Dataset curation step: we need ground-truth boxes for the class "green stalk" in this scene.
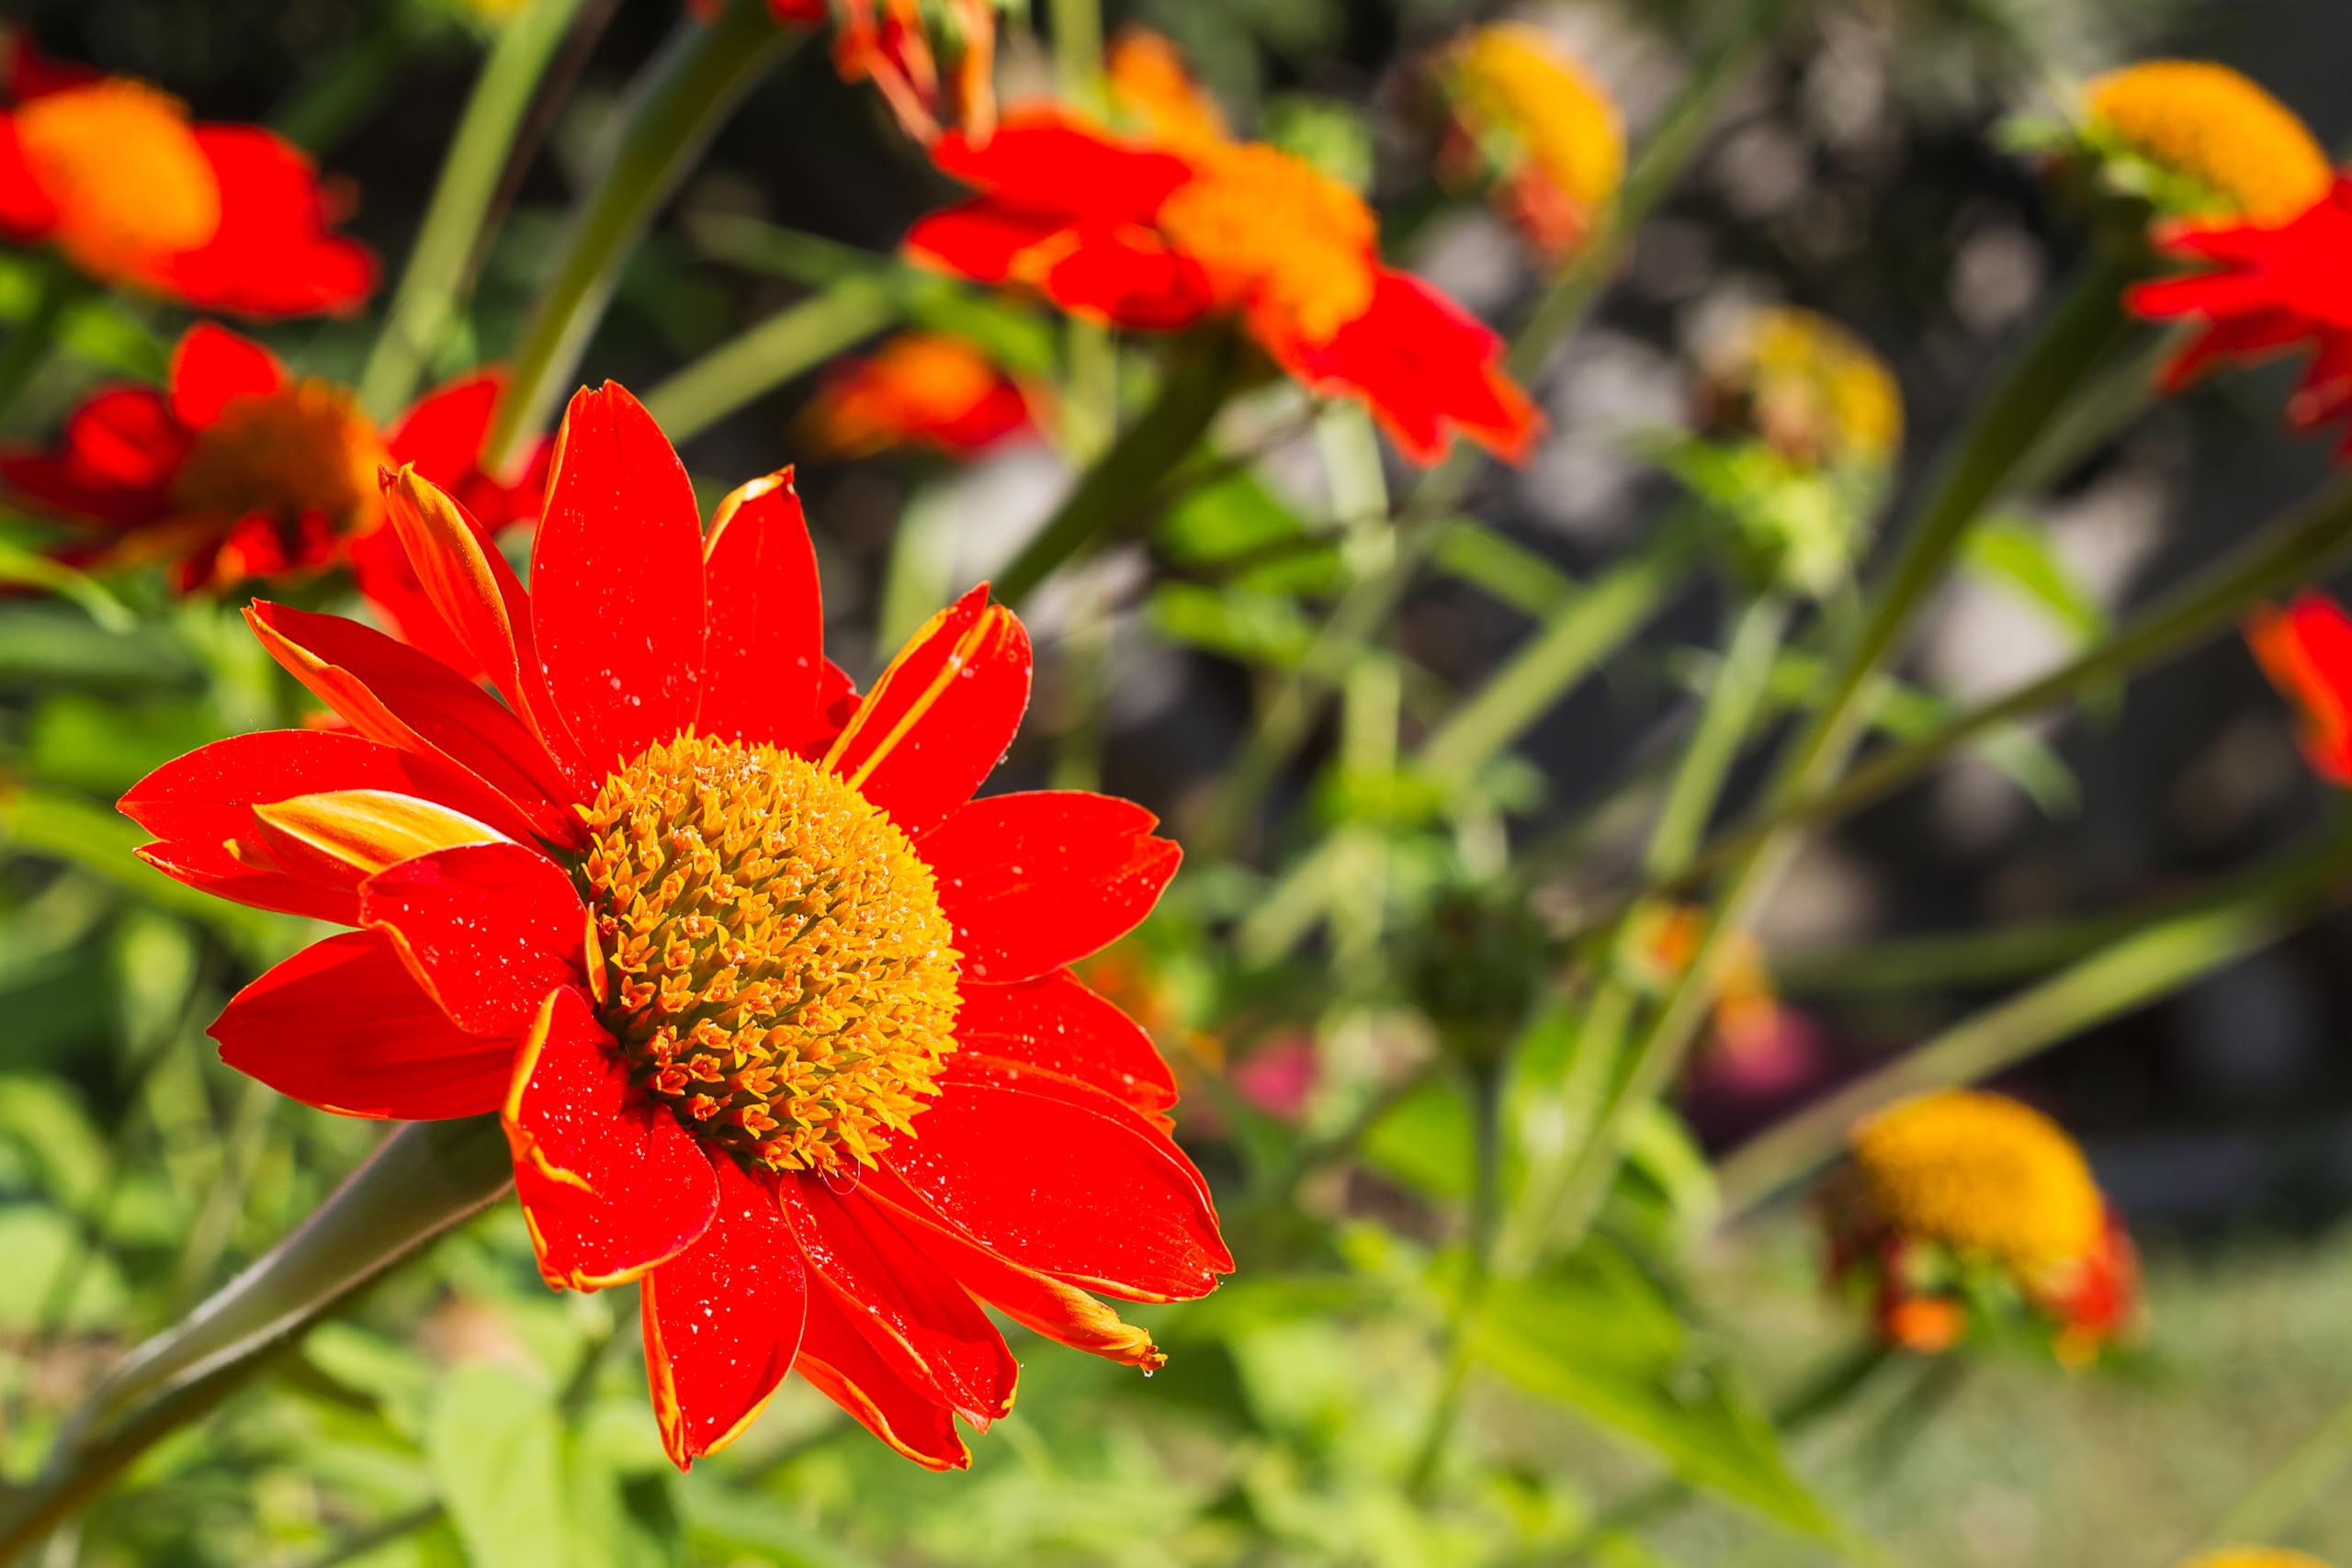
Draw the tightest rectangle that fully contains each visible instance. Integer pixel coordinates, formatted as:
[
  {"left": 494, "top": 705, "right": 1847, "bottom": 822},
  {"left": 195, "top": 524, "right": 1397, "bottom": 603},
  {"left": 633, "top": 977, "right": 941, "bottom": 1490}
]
[
  {"left": 270, "top": 7, "right": 429, "bottom": 156},
  {"left": 2195, "top": 1379, "right": 2352, "bottom": 1551},
  {"left": 359, "top": 0, "right": 596, "bottom": 419},
  {"left": 994, "top": 333, "right": 1240, "bottom": 606},
  {"left": 0, "top": 258, "right": 80, "bottom": 429},
  {"left": 487, "top": 0, "right": 795, "bottom": 463},
  {"left": 0, "top": 1120, "right": 514, "bottom": 1558},
  {"left": 1713, "top": 818, "right": 2352, "bottom": 1218},
  {"left": 638, "top": 276, "right": 899, "bottom": 443},
  {"left": 1571, "top": 471, "right": 2352, "bottom": 930},
  {"left": 1535, "top": 249, "right": 2138, "bottom": 1249}
]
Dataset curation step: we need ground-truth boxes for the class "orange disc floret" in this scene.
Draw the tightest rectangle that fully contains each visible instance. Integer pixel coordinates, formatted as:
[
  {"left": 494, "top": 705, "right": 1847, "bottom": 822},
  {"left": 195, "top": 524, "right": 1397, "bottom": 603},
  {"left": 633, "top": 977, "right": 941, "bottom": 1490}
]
[
  {"left": 1156, "top": 141, "right": 1380, "bottom": 344},
  {"left": 11, "top": 78, "right": 220, "bottom": 283},
  {"left": 2083, "top": 60, "right": 2332, "bottom": 223},
  {"left": 1848, "top": 1090, "right": 2104, "bottom": 1273},
  {"left": 1441, "top": 23, "right": 1623, "bottom": 258},
  {"left": 581, "top": 734, "right": 962, "bottom": 1176},
  {"left": 801, "top": 333, "right": 1032, "bottom": 457},
  {"left": 171, "top": 379, "right": 388, "bottom": 536}
]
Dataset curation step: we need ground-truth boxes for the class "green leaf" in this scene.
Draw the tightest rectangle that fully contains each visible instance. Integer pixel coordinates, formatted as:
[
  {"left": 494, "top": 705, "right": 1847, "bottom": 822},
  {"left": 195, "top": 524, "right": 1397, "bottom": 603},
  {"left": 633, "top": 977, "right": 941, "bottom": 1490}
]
[
  {"left": 428, "top": 1365, "right": 573, "bottom": 1568},
  {"left": 1962, "top": 514, "right": 2109, "bottom": 648},
  {"left": 1428, "top": 520, "right": 1577, "bottom": 620},
  {"left": 1149, "top": 582, "right": 1317, "bottom": 671},
  {"left": 1468, "top": 1243, "right": 1845, "bottom": 1544},
  {"left": 1359, "top": 1077, "right": 1476, "bottom": 1202}
]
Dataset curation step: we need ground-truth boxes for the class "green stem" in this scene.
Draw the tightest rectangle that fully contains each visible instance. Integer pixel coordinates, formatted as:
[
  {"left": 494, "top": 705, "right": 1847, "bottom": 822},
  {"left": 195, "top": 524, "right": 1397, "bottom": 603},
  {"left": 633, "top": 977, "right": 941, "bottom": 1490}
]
[
  {"left": 1048, "top": 0, "right": 1105, "bottom": 109},
  {"left": 2195, "top": 1377, "right": 2352, "bottom": 1551},
  {"left": 1643, "top": 592, "right": 1792, "bottom": 876},
  {"left": 1713, "top": 818, "right": 2352, "bottom": 1218},
  {"left": 993, "top": 334, "right": 1240, "bottom": 606},
  {"left": 0, "top": 1121, "right": 514, "bottom": 1559},
  {"left": 359, "top": 0, "right": 595, "bottom": 419},
  {"left": 638, "top": 276, "right": 899, "bottom": 443},
  {"left": 0, "top": 260, "right": 80, "bottom": 429},
  {"left": 270, "top": 8, "right": 428, "bottom": 156},
  {"left": 1571, "top": 470, "right": 2352, "bottom": 930},
  {"left": 1405, "top": 1065, "right": 1503, "bottom": 1502},
  {"left": 486, "top": 0, "right": 795, "bottom": 463},
  {"left": 1535, "top": 249, "right": 2138, "bottom": 1251}
]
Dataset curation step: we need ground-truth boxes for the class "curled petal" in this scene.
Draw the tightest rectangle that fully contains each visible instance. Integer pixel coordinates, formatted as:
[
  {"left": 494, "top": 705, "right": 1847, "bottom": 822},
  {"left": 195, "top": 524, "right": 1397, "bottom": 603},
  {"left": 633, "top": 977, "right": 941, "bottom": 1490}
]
[
  {"left": 248, "top": 788, "right": 508, "bottom": 897},
  {"left": 209, "top": 930, "right": 517, "bottom": 1119},
  {"left": 359, "top": 841, "right": 591, "bottom": 1037},
  {"left": 823, "top": 584, "right": 1030, "bottom": 836},
  {"left": 922, "top": 792, "right": 1180, "bottom": 983},
  {"left": 794, "top": 1269, "right": 970, "bottom": 1471},
  {"left": 641, "top": 1160, "right": 808, "bottom": 1469},
  {"left": 503, "top": 988, "right": 718, "bottom": 1291}
]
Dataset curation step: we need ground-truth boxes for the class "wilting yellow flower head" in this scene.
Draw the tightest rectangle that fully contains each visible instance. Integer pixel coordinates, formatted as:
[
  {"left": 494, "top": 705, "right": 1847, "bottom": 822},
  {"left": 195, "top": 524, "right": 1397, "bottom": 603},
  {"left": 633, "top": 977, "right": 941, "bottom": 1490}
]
[
  {"left": 2082, "top": 61, "right": 2331, "bottom": 222},
  {"left": 1704, "top": 308, "right": 1903, "bottom": 471},
  {"left": 1849, "top": 1091, "right": 2104, "bottom": 1276},
  {"left": 1441, "top": 23, "right": 1623, "bottom": 257},
  {"left": 2173, "top": 1553, "right": 2336, "bottom": 1568}
]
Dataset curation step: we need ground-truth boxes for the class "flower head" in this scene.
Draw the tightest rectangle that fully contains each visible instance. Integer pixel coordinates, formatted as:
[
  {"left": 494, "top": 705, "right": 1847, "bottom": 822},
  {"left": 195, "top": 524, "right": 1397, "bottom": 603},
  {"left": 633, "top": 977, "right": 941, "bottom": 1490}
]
[
  {"left": 2175, "top": 1553, "right": 2335, "bottom": 1568},
  {"left": 2128, "top": 179, "right": 2352, "bottom": 451},
  {"left": 2248, "top": 591, "right": 2352, "bottom": 785},
  {"left": 799, "top": 332, "right": 1032, "bottom": 457},
  {"left": 0, "top": 35, "right": 373, "bottom": 315},
  {"left": 1436, "top": 23, "right": 1623, "bottom": 261},
  {"left": 0, "top": 325, "right": 542, "bottom": 669},
  {"left": 1106, "top": 28, "right": 1227, "bottom": 149},
  {"left": 123, "top": 383, "right": 1228, "bottom": 1470},
  {"left": 908, "top": 111, "right": 1537, "bottom": 464},
  {"left": 1697, "top": 307, "right": 1902, "bottom": 472},
  {"left": 765, "top": 0, "right": 997, "bottom": 142},
  {"left": 1822, "top": 1090, "right": 2136, "bottom": 1359},
  {"left": 2079, "top": 61, "right": 2331, "bottom": 224}
]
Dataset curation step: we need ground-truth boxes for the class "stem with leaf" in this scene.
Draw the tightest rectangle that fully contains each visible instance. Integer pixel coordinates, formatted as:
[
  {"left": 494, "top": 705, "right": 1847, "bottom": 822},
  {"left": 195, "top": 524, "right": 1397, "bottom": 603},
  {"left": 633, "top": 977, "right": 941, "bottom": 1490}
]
[{"left": 486, "top": 0, "right": 795, "bottom": 464}]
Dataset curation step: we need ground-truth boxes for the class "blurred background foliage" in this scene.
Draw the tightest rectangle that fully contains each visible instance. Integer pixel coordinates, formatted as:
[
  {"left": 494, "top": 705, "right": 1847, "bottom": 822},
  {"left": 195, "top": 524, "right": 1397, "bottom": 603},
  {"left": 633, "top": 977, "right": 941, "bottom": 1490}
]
[{"left": 1, "top": 0, "right": 2351, "bottom": 1564}]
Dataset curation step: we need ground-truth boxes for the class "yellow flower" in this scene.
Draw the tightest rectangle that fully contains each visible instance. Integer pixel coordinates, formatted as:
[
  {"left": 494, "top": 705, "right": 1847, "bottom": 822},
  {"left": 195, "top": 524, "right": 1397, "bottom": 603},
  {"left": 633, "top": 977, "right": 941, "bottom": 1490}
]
[
  {"left": 1705, "top": 307, "right": 1903, "bottom": 471},
  {"left": 2082, "top": 61, "right": 2331, "bottom": 223},
  {"left": 2174, "top": 1553, "right": 2336, "bottom": 1568},
  {"left": 1442, "top": 23, "right": 1623, "bottom": 258},
  {"left": 1848, "top": 1091, "right": 2104, "bottom": 1276}
]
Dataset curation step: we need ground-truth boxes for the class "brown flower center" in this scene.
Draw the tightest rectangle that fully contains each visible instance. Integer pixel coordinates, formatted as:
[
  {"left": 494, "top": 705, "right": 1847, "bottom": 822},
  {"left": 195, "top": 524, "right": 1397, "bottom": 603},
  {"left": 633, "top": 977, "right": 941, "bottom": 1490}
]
[
  {"left": 169, "top": 380, "right": 390, "bottom": 533},
  {"left": 15, "top": 79, "right": 222, "bottom": 281},
  {"left": 577, "top": 735, "right": 962, "bottom": 1175}
]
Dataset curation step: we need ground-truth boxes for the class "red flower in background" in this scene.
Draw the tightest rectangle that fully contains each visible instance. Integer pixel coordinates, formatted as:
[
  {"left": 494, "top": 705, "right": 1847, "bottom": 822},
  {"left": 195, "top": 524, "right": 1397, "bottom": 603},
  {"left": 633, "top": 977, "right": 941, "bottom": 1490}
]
[
  {"left": 0, "top": 324, "right": 543, "bottom": 672},
  {"left": 2128, "top": 178, "right": 2352, "bottom": 449},
  {"left": 908, "top": 111, "right": 1539, "bottom": 465},
  {"left": 764, "top": 0, "right": 996, "bottom": 143},
  {"left": 121, "top": 384, "right": 1228, "bottom": 1470},
  {"left": 0, "top": 32, "right": 373, "bottom": 316},
  {"left": 799, "top": 332, "right": 1033, "bottom": 457},
  {"left": 2248, "top": 591, "right": 2352, "bottom": 784}
]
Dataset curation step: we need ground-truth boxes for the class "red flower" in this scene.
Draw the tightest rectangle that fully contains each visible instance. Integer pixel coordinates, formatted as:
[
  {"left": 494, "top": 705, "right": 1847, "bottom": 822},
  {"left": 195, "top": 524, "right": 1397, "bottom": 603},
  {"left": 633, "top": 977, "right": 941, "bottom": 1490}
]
[
  {"left": 121, "top": 384, "right": 1229, "bottom": 1470},
  {"left": 2127, "top": 176, "right": 2352, "bottom": 448},
  {"left": 907, "top": 110, "right": 1539, "bottom": 465},
  {"left": 800, "top": 332, "right": 1033, "bottom": 457},
  {"left": 2248, "top": 591, "right": 2352, "bottom": 784},
  {"left": 0, "top": 33, "right": 372, "bottom": 316},
  {"left": 0, "top": 324, "right": 542, "bottom": 673},
  {"left": 762, "top": 0, "right": 996, "bottom": 142}
]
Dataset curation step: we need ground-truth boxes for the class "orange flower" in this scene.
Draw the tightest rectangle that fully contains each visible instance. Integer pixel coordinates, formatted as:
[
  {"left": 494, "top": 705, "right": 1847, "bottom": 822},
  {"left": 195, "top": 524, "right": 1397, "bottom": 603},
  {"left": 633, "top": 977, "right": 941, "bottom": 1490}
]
[
  {"left": 1436, "top": 23, "right": 1623, "bottom": 261},
  {"left": 0, "top": 324, "right": 545, "bottom": 674},
  {"left": 908, "top": 111, "right": 1538, "bottom": 464},
  {"left": 1106, "top": 28, "right": 1227, "bottom": 149},
  {"left": 765, "top": 0, "right": 996, "bottom": 142},
  {"left": 2247, "top": 591, "right": 2352, "bottom": 784},
  {"left": 0, "top": 33, "right": 372, "bottom": 315},
  {"left": 799, "top": 333, "right": 1032, "bottom": 457},
  {"left": 1821, "top": 1090, "right": 2138, "bottom": 1359},
  {"left": 122, "top": 384, "right": 1227, "bottom": 1470}
]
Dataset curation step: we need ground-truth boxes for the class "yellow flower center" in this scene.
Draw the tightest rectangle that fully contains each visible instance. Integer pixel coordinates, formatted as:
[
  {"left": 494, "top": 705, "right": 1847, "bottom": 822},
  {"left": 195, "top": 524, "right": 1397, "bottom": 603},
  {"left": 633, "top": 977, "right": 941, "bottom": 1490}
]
[
  {"left": 2083, "top": 61, "right": 2332, "bottom": 222},
  {"left": 1849, "top": 1091, "right": 2104, "bottom": 1276},
  {"left": 14, "top": 79, "right": 223, "bottom": 282},
  {"left": 2176, "top": 1553, "right": 2336, "bottom": 1568},
  {"left": 1157, "top": 142, "right": 1378, "bottom": 344},
  {"left": 1448, "top": 24, "right": 1624, "bottom": 220},
  {"left": 169, "top": 380, "right": 390, "bottom": 532},
  {"left": 579, "top": 735, "right": 962, "bottom": 1176},
  {"left": 1713, "top": 308, "right": 1903, "bottom": 469}
]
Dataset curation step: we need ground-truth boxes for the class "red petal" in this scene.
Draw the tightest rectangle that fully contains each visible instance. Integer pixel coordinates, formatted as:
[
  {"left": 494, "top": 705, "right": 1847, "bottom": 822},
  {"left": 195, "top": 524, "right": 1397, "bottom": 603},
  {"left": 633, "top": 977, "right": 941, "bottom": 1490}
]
[
  {"left": 931, "top": 111, "right": 1192, "bottom": 222},
  {"left": 531, "top": 383, "right": 707, "bottom": 773},
  {"left": 641, "top": 1160, "right": 808, "bottom": 1468},
  {"left": 698, "top": 468, "right": 826, "bottom": 750},
  {"left": 887, "top": 1081, "right": 1227, "bottom": 1302},
  {"left": 956, "top": 971, "right": 1176, "bottom": 1112},
  {"left": 0, "top": 387, "right": 189, "bottom": 524},
  {"left": 379, "top": 467, "right": 593, "bottom": 794},
  {"left": 168, "top": 323, "right": 284, "bottom": 427},
  {"left": 0, "top": 114, "right": 59, "bottom": 239},
  {"left": 779, "top": 1179, "right": 1017, "bottom": 1427},
  {"left": 860, "top": 1164, "right": 1165, "bottom": 1369},
  {"left": 209, "top": 930, "right": 518, "bottom": 1119},
  {"left": 904, "top": 202, "right": 1076, "bottom": 286},
  {"left": 387, "top": 371, "right": 502, "bottom": 482},
  {"left": 1036, "top": 224, "right": 1216, "bottom": 332},
  {"left": 922, "top": 791, "right": 1179, "bottom": 983},
  {"left": 248, "top": 788, "right": 509, "bottom": 897},
  {"left": 793, "top": 1270, "right": 969, "bottom": 1471},
  {"left": 359, "top": 841, "right": 590, "bottom": 1037},
  {"left": 121, "top": 729, "right": 518, "bottom": 923},
  {"left": 244, "top": 601, "right": 582, "bottom": 845},
  {"left": 822, "top": 585, "right": 1030, "bottom": 836},
  {"left": 503, "top": 988, "right": 718, "bottom": 1291},
  {"left": 155, "top": 128, "right": 376, "bottom": 318},
  {"left": 939, "top": 1052, "right": 1174, "bottom": 1135}
]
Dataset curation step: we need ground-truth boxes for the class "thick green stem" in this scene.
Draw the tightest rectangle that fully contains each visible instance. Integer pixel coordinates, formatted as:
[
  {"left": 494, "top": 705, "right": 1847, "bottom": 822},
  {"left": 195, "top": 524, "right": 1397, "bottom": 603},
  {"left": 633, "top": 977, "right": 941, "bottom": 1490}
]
[
  {"left": 994, "top": 334, "right": 1239, "bottom": 606},
  {"left": 0, "top": 1120, "right": 514, "bottom": 1560},
  {"left": 1536, "top": 249, "right": 2137, "bottom": 1250},
  {"left": 487, "top": 0, "right": 793, "bottom": 463},
  {"left": 639, "top": 276, "right": 899, "bottom": 443},
  {"left": 1713, "top": 819, "right": 2352, "bottom": 1217},
  {"left": 359, "top": 0, "right": 595, "bottom": 419}
]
